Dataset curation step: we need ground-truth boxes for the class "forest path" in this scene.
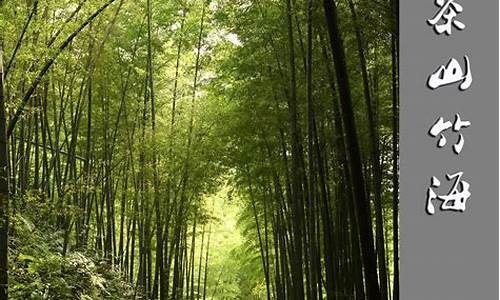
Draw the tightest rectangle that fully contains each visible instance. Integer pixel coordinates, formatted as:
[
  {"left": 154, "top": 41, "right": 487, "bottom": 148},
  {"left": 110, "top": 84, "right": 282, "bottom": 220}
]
[{"left": 195, "top": 182, "right": 247, "bottom": 299}]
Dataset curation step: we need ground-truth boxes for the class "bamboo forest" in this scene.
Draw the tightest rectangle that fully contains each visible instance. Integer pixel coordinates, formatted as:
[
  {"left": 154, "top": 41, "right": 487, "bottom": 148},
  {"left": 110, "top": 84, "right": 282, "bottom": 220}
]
[{"left": 0, "top": 0, "right": 399, "bottom": 299}]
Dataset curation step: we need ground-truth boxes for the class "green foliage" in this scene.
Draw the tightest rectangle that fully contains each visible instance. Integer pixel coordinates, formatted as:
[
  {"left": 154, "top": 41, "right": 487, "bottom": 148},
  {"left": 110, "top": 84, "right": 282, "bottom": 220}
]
[
  {"left": 1, "top": 0, "right": 398, "bottom": 298},
  {"left": 9, "top": 213, "right": 133, "bottom": 300}
]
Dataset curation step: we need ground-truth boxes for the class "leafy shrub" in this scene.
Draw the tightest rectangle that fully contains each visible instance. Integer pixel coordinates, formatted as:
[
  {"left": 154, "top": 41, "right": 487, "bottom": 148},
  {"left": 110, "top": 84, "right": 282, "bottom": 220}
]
[{"left": 9, "top": 214, "right": 133, "bottom": 300}]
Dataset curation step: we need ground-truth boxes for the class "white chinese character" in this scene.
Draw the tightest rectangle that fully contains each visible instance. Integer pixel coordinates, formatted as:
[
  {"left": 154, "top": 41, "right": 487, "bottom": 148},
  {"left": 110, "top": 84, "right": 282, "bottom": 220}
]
[
  {"left": 428, "top": 0, "right": 466, "bottom": 35},
  {"left": 429, "top": 114, "right": 470, "bottom": 154},
  {"left": 426, "top": 172, "right": 471, "bottom": 215},
  {"left": 427, "top": 56, "right": 472, "bottom": 91}
]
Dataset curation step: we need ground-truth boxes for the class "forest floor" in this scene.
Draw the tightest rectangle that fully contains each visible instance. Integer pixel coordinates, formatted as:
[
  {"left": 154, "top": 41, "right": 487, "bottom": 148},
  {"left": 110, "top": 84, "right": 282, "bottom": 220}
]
[
  {"left": 7, "top": 181, "right": 254, "bottom": 299},
  {"left": 8, "top": 211, "right": 135, "bottom": 299}
]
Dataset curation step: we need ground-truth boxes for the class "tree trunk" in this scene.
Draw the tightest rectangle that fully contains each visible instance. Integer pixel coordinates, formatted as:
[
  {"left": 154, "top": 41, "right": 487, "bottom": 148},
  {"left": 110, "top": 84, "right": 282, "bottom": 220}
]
[
  {"left": 347, "top": 1, "right": 388, "bottom": 298},
  {"left": 0, "top": 8, "right": 10, "bottom": 298},
  {"left": 305, "top": 0, "right": 319, "bottom": 298},
  {"left": 284, "top": 0, "right": 305, "bottom": 298},
  {"left": 323, "top": 0, "right": 381, "bottom": 298},
  {"left": 392, "top": 28, "right": 400, "bottom": 300}
]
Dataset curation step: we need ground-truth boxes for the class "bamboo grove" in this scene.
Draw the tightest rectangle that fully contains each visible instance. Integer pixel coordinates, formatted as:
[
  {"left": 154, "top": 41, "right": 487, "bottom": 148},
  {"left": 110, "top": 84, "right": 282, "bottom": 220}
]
[{"left": 0, "top": 0, "right": 399, "bottom": 299}]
